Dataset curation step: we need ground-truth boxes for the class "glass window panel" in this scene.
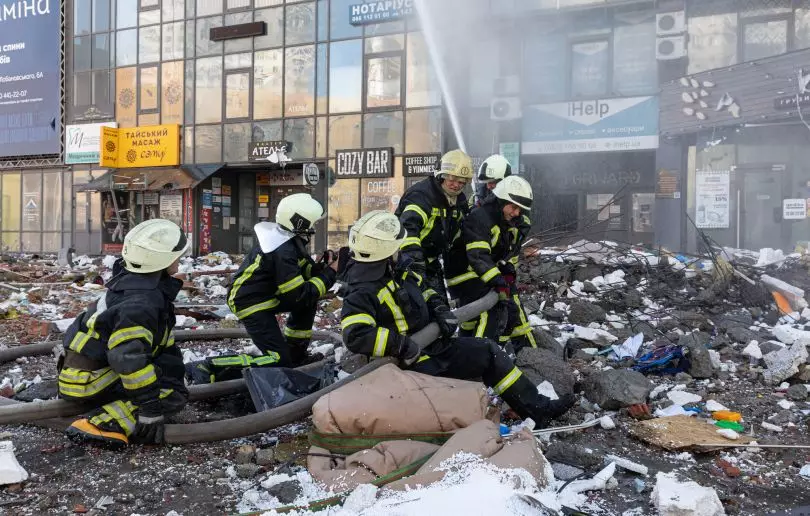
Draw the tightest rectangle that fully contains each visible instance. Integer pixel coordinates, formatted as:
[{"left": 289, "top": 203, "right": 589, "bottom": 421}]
[
  {"left": 43, "top": 233, "right": 60, "bottom": 253},
  {"left": 523, "top": 29, "right": 566, "bottom": 103},
  {"left": 225, "top": 52, "right": 252, "bottom": 69},
  {"left": 116, "top": 67, "right": 138, "bottom": 127},
  {"left": 365, "top": 35, "right": 403, "bottom": 53},
  {"left": 467, "top": 37, "right": 498, "bottom": 108},
  {"left": 224, "top": 123, "right": 250, "bottom": 162},
  {"left": 285, "top": 2, "right": 315, "bottom": 45},
  {"left": 406, "top": 32, "right": 440, "bottom": 107},
  {"left": 184, "top": 126, "right": 194, "bottom": 162},
  {"left": 163, "top": 0, "right": 184, "bottom": 21},
  {"left": 139, "top": 8, "right": 160, "bottom": 25},
  {"left": 364, "top": 111, "right": 402, "bottom": 153},
  {"left": 571, "top": 40, "right": 608, "bottom": 98},
  {"left": 2, "top": 233, "right": 21, "bottom": 252},
  {"left": 186, "top": 0, "right": 195, "bottom": 17},
  {"left": 196, "top": 57, "right": 223, "bottom": 123},
  {"left": 743, "top": 20, "right": 788, "bottom": 61},
  {"left": 22, "top": 172, "right": 41, "bottom": 232},
  {"left": 366, "top": 55, "right": 402, "bottom": 108},
  {"left": 42, "top": 172, "right": 62, "bottom": 232},
  {"left": 92, "top": 34, "right": 112, "bottom": 69},
  {"left": 227, "top": 0, "right": 250, "bottom": 10},
  {"left": 329, "top": 39, "right": 362, "bottom": 113},
  {"left": 254, "top": 0, "right": 281, "bottom": 6},
  {"left": 92, "top": 0, "right": 111, "bottom": 31},
  {"left": 186, "top": 19, "right": 195, "bottom": 57},
  {"left": 139, "top": 66, "right": 159, "bottom": 111},
  {"left": 284, "top": 117, "right": 314, "bottom": 159},
  {"left": 141, "top": 0, "right": 159, "bottom": 8},
  {"left": 252, "top": 120, "right": 282, "bottom": 141},
  {"left": 316, "top": 43, "right": 328, "bottom": 113},
  {"left": 330, "top": 0, "right": 362, "bottom": 40},
  {"left": 225, "top": 12, "right": 253, "bottom": 53},
  {"left": 254, "top": 49, "right": 283, "bottom": 118},
  {"left": 329, "top": 114, "right": 360, "bottom": 156},
  {"left": 317, "top": 0, "right": 327, "bottom": 41},
  {"left": 226, "top": 72, "right": 251, "bottom": 119},
  {"left": 197, "top": 16, "right": 224, "bottom": 56},
  {"left": 116, "top": 29, "right": 138, "bottom": 66},
  {"left": 75, "top": 0, "right": 91, "bottom": 35},
  {"left": 316, "top": 116, "right": 327, "bottom": 157},
  {"left": 1, "top": 172, "right": 21, "bottom": 231},
  {"left": 74, "top": 37, "right": 91, "bottom": 72},
  {"left": 22, "top": 233, "right": 40, "bottom": 252},
  {"left": 327, "top": 174, "right": 358, "bottom": 248},
  {"left": 195, "top": 125, "right": 222, "bottom": 163},
  {"left": 185, "top": 59, "right": 195, "bottom": 124},
  {"left": 798, "top": 7, "right": 810, "bottom": 49},
  {"left": 687, "top": 13, "right": 738, "bottom": 74},
  {"left": 739, "top": 0, "right": 791, "bottom": 18},
  {"left": 73, "top": 74, "right": 92, "bottom": 107},
  {"left": 92, "top": 70, "right": 113, "bottom": 106},
  {"left": 163, "top": 22, "right": 185, "bottom": 60},
  {"left": 254, "top": 8, "right": 283, "bottom": 49},
  {"left": 285, "top": 45, "right": 315, "bottom": 116},
  {"left": 90, "top": 192, "right": 101, "bottom": 231},
  {"left": 405, "top": 108, "right": 441, "bottom": 154},
  {"left": 613, "top": 14, "right": 657, "bottom": 95},
  {"left": 117, "top": 0, "right": 138, "bottom": 28},
  {"left": 161, "top": 61, "right": 184, "bottom": 124},
  {"left": 197, "top": 0, "right": 222, "bottom": 16},
  {"left": 62, "top": 172, "right": 72, "bottom": 231},
  {"left": 361, "top": 175, "right": 403, "bottom": 216},
  {"left": 465, "top": 108, "right": 494, "bottom": 160},
  {"left": 364, "top": 20, "right": 404, "bottom": 36},
  {"left": 139, "top": 112, "right": 160, "bottom": 125},
  {"left": 139, "top": 25, "right": 161, "bottom": 63}
]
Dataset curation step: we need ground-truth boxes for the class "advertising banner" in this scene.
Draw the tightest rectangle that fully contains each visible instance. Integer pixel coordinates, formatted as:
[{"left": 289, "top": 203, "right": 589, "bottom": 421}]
[
  {"left": 349, "top": 0, "right": 413, "bottom": 25},
  {"left": 0, "top": 0, "right": 61, "bottom": 157},
  {"left": 100, "top": 124, "right": 181, "bottom": 168},
  {"left": 522, "top": 96, "right": 659, "bottom": 155},
  {"left": 66, "top": 122, "right": 118, "bottom": 164},
  {"left": 101, "top": 191, "right": 130, "bottom": 254},
  {"left": 695, "top": 169, "right": 730, "bottom": 229}
]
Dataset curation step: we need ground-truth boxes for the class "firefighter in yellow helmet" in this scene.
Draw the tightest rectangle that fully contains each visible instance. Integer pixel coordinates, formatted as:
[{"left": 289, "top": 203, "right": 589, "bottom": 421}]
[{"left": 394, "top": 149, "right": 473, "bottom": 302}]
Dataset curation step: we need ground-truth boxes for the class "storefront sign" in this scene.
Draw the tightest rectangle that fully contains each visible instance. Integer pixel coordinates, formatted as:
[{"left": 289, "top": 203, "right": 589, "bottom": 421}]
[
  {"left": 774, "top": 93, "right": 810, "bottom": 110},
  {"left": 403, "top": 153, "right": 440, "bottom": 177},
  {"left": 656, "top": 168, "right": 680, "bottom": 199},
  {"left": 256, "top": 170, "right": 305, "bottom": 186},
  {"left": 66, "top": 122, "right": 117, "bottom": 164},
  {"left": 0, "top": 0, "right": 61, "bottom": 157},
  {"left": 336, "top": 147, "right": 394, "bottom": 178},
  {"left": 249, "top": 141, "right": 292, "bottom": 162},
  {"left": 783, "top": 199, "right": 807, "bottom": 220},
  {"left": 349, "top": 0, "right": 413, "bottom": 25},
  {"left": 303, "top": 163, "right": 320, "bottom": 186},
  {"left": 160, "top": 192, "right": 183, "bottom": 226},
  {"left": 695, "top": 169, "right": 730, "bottom": 229},
  {"left": 100, "top": 124, "right": 181, "bottom": 168},
  {"left": 522, "top": 96, "right": 659, "bottom": 155},
  {"left": 498, "top": 142, "right": 520, "bottom": 174}
]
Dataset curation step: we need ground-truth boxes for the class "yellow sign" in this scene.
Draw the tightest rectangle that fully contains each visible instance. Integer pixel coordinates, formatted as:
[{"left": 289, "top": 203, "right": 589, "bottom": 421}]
[
  {"left": 100, "top": 124, "right": 181, "bottom": 168},
  {"left": 258, "top": 195, "right": 269, "bottom": 203}
]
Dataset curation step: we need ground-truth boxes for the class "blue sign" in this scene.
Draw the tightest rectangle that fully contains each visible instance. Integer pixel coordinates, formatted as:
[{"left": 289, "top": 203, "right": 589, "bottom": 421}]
[
  {"left": 0, "top": 0, "right": 61, "bottom": 157},
  {"left": 522, "top": 96, "right": 659, "bottom": 155},
  {"left": 349, "top": 0, "right": 413, "bottom": 25}
]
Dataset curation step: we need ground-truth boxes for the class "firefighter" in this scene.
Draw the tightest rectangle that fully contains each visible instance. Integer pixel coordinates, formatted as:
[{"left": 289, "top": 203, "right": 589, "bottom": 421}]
[
  {"left": 472, "top": 154, "right": 512, "bottom": 208},
  {"left": 446, "top": 175, "right": 537, "bottom": 353},
  {"left": 59, "top": 219, "right": 190, "bottom": 447},
  {"left": 340, "top": 210, "right": 574, "bottom": 428},
  {"left": 394, "top": 149, "right": 473, "bottom": 302},
  {"left": 188, "top": 193, "right": 337, "bottom": 383}
]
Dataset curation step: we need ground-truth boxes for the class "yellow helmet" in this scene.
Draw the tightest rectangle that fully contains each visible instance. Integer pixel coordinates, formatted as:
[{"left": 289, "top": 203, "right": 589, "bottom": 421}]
[{"left": 435, "top": 149, "right": 474, "bottom": 181}]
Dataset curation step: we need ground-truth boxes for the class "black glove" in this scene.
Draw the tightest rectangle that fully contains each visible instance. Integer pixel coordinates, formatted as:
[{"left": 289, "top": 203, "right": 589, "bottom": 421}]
[
  {"left": 337, "top": 246, "right": 352, "bottom": 276},
  {"left": 497, "top": 260, "right": 516, "bottom": 277},
  {"left": 433, "top": 304, "right": 458, "bottom": 338},
  {"left": 398, "top": 338, "right": 421, "bottom": 366},
  {"left": 546, "top": 392, "right": 577, "bottom": 419},
  {"left": 132, "top": 399, "right": 165, "bottom": 445}
]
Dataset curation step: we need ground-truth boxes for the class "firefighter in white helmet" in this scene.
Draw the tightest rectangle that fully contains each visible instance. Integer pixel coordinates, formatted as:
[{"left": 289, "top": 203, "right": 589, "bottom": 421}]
[
  {"left": 60, "top": 219, "right": 190, "bottom": 447},
  {"left": 472, "top": 154, "right": 512, "bottom": 208},
  {"left": 394, "top": 149, "right": 473, "bottom": 302},
  {"left": 340, "top": 210, "right": 573, "bottom": 428}
]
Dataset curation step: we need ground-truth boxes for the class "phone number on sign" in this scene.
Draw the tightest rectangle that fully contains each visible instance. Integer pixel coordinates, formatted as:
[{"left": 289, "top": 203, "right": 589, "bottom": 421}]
[{"left": 0, "top": 90, "right": 26, "bottom": 99}]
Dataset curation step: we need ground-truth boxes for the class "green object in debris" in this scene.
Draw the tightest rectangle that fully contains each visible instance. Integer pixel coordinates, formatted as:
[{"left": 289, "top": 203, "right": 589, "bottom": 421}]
[{"left": 714, "top": 420, "right": 744, "bottom": 432}]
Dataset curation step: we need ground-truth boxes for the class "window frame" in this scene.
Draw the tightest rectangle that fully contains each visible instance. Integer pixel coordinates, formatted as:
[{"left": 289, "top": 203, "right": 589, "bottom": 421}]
[
  {"left": 567, "top": 35, "right": 613, "bottom": 100},
  {"left": 138, "top": 64, "right": 162, "bottom": 114},
  {"left": 363, "top": 49, "right": 405, "bottom": 112},
  {"left": 224, "top": 67, "right": 254, "bottom": 121},
  {"left": 739, "top": 12, "right": 794, "bottom": 62}
]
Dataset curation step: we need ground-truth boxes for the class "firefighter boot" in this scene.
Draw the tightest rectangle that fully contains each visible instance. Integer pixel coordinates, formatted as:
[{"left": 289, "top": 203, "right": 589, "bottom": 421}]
[
  {"left": 500, "top": 374, "right": 576, "bottom": 429},
  {"left": 65, "top": 418, "right": 129, "bottom": 448}
]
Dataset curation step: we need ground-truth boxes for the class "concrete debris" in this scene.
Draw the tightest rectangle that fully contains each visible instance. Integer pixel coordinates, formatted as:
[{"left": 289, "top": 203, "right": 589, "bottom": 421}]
[
  {"left": 651, "top": 472, "right": 726, "bottom": 516},
  {"left": 679, "top": 332, "right": 715, "bottom": 379},
  {"left": 0, "top": 441, "right": 28, "bottom": 485},
  {"left": 742, "top": 341, "right": 762, "bottom": 361},
  {"left": 771, "top": 324, "right": 810, "bottom": 346},
  {"left": 515, "top": 348, "right": 575, "bottom": 397},
  {"left": 604, "top": 454, "right": 648, "bottom": 476},
  {"left": 583, "top": 369, "right": 653, "bottom": 410},
  {"left": 266, "top": 479, "right": 303, "bottom": 504},
  {"left": 560, "top": 462, "right": 616, "bottom": 495},
  {"left": 762, "top": 341, "right": 809, "bottom": 385},
  {"left": 572, "top": 325, "right": 618, "bottom": 346},
  {"left": 786, "top": 384, "right": 808, "bottom": 401},
  {"left": 568, "top": 301, "right": 607, "bottom": 325},
  {"left": 760, "top": 422, "right": 783, "bottom": 433}
]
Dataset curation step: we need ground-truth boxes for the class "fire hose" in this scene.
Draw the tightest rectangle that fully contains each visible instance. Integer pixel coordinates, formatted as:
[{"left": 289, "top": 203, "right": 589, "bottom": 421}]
[{"left": 0, "top": 291, "right": 498, "bottom": 444}]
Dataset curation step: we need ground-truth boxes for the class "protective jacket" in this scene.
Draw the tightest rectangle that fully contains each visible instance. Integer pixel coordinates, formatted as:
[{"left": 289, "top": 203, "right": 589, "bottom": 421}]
[
  {"left": 58, "top": 260, "right": 185, "bottom": 406},
  {"left": 227, "top": 233, "right": 336, "bottom": 320},
  {"left": 395, "top": 176, "right": 469, "bottom": 264}
]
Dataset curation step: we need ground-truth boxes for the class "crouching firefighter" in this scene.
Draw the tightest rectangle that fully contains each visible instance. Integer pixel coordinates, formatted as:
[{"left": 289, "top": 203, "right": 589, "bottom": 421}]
[
  {"left": 394, "top": 149, "right": 473, "bottom": 302},
  {"left": 189, "top": 193, "right": 337, "bottom": 383},
  {"left": 447, "top": 175, "right": 537, "bottom": 353},
  {"left": 339, "top": 210, "right": 573, "bottom": 428},
  {"left": 58, "top": 219, "right": 190, "bottom": 447}
]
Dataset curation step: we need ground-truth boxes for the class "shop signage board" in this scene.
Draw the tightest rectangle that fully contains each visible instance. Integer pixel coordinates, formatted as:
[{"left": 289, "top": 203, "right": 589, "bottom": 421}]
[
  {"left": 100, "top": 124, "right": 181, "bottom": 168},
  {"left": 336, "top": 147, "right": 394, "bottom": 178},
  {"left": 695, "top": 169, "right": 730, "bottom": 229},
  {"left": 498, "top": 142, "right": 520, "bottom": 173},
  {"left": 256, "top": 170, "right": 306, "bottom": 186},
  {"left": 248, "top": 140, "right": 293, "bottom": 162},
  {"left": 0, "top": 0, "right": 61, "bottom": 157},
  {"left": 403, "top": 153, "right": 440, "bottom": 177},
  {"left": 783, "top": 199, "right": 807, "bottom": 220},
  {"left": 303, "top": 163, "right": 320, "bottom": 185},
  {"left": 522, "top": 96, "right": 659, "bottom": 155},
  {"left": 66, "top": 122, "right": 118, "bottom": 164},
  {"left": 349, "top": 0, "right": 413, "bottom": 25}
]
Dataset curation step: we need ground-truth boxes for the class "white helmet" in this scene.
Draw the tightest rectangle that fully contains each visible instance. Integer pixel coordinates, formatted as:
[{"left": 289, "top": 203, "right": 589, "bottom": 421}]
[
  {"left": 276, "top": 193, "right": 324, "bottom": 234},
  {"left": 493, "top": 176, "right": 533, "bottom": 210},
  {"left": 349, "top": 210, "right": 405, "bottom": 262},
  {"left": 122, "top": 219, "right": 189, "bottom": 274},
  {"left": 434, "top": 149, "right": 474, "bottom": 182},
  {"left": 478, "top": 154, "right": 512, "bottom": 183}
]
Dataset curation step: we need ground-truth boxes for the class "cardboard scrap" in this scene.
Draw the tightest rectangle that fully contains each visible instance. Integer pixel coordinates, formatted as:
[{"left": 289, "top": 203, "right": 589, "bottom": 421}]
[{"left": 629, "top": 416, "right": 753, "bottom": 453}]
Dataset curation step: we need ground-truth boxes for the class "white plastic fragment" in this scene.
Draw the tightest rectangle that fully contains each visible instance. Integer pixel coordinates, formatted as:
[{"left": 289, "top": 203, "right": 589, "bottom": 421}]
[
  {"left": 716, "top": 428, "right": 739, "bottom": 440},
  {"left": 599, "top": 416, "right": 616, "bottom": 430},
  {"left": 761, "top": 274, "right": 808, "bottom": 311},
  {"left": 799, "top": 464, "right": 810, "bottom": 478},
  {"left": 341, "top": 484, "right": 379, "bottom": 512},
  {"left": 536, "top": 381, "right": 559, "bottom": 401},
  {"left": 605, "top": 455, "right": 648, "bottom": 476},
  {"left": 667, "top": 391, "right": 702, "bottom": 405},
  {"left": 705, "top": 400, "right": 729, "bottom": 412},
  {"left": 771, "top": 324, "right": 810, "bottom": 345},
  {"left": 560, "top": 462, "right": 616, "bottom": 495},
  {"left": 651, "top": 472, "right": 726, "bottom": 516},
  {"left": 655, "top": 405, "right": 695, "bottom": 418},
  {"left": 761, "top": 422, "right": 783, "bottom": 433},
  {"left": 0, "top": 441, "right": 28, "bottom": 485},
  {"left": 778, "top": 399, "right": 795, "bottom": 410}
]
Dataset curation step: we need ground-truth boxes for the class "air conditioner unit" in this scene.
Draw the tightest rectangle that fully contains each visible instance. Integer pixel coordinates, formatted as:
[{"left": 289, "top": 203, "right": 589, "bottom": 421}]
[
  {"left": 491, "top": 97, "right": 521, "bottom": 121},
  {"left": 493, "top": 75, "right": 521, "bottom": 97},
  {"left": 656, "top": 11, "right": 686, "bottom": 36},
  {"left": 656, "top": 35, "right": 687, "bottom": 60}
]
